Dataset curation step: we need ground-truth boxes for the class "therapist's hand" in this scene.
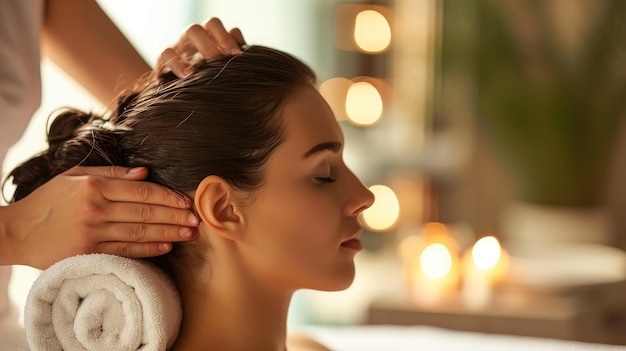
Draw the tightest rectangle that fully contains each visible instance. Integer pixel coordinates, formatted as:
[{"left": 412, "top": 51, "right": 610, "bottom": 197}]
[
  {"left": 157, "top": 17, "right": 246, "bottom": 78},
  {"left": 1, "top": 166, "right": 198, "bottom": 269}
]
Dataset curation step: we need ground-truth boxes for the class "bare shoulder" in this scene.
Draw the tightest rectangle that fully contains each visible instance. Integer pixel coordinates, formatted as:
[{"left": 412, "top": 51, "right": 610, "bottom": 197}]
[{"left": 287, "top": 332, "right": 332, "bottom": 351}]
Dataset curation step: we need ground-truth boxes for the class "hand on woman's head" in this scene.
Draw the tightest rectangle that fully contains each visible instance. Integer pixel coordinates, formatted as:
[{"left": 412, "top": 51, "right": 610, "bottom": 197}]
[
  {"left": 2, "top": 108, "right": 201, "bottom": 269},
  {"left": 2, "top": 165, "right": 198, "bottom": 269},
  {"left": 157, "top": 17, "right": 246, "bottom": 78}
]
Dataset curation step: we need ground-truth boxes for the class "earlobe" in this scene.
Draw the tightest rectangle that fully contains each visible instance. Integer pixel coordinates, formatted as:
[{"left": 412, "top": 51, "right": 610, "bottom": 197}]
[{"left": 194, "top": 176, "right": 242, "bottom": 240}]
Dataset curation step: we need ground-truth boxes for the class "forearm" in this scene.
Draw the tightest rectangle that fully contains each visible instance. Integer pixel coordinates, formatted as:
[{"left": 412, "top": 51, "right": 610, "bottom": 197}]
[
  {"left": 0, "top": 206, "right": 10, "bottom": 265},
  {"left": 0, "top": 204, "right": 25, "bottom": 266},
  {"left": 42, "top": 0, "right": 151, "bottom": 106}
]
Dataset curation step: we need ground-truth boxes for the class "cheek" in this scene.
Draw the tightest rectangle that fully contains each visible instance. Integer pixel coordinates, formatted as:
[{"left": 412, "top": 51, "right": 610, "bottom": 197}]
[
  {"left": 246, "top": 185, "right": 349, "bottom": 285},
  {"left": 266, "top": 186, "right": 340, "bottom": 247}
]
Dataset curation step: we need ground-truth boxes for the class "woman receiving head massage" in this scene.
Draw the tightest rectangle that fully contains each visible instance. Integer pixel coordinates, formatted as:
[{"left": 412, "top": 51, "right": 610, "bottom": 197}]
[{"left": 7, "top": 45, "right": 374, "bottom": 350}]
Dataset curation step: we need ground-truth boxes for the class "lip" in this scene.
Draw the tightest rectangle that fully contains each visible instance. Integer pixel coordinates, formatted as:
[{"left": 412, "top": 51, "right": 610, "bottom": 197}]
[
  {"left": 344, "top": 227, "right": 363, "bottom": 242},
  {"left": 341, "top": 227, "right": 363, "bottom": 249},
  {"left": 341, "top": 238, "right": 363, "bottom": 251}
]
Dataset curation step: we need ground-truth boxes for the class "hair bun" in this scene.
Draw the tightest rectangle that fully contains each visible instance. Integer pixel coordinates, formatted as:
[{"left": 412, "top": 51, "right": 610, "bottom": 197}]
[
  {"left": 5, "top": 153, "right": 54, "bottom": 202},
  {"left": 47, "top": 109, "right": 92, "bottom": 151}
]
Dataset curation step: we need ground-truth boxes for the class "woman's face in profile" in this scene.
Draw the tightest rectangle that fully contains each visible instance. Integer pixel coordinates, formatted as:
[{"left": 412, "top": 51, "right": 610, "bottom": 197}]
[{"left": 237, "top": 85, "right": 375, "bottom": 292}]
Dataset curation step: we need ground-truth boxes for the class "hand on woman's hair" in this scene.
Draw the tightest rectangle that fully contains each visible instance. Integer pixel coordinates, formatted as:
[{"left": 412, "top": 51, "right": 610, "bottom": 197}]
[
  {"left": 2, "top": 165, "right": 198, "bottom": 270},
  {"left": 157, "top": 17, "right": 246, "bottom": 78}
]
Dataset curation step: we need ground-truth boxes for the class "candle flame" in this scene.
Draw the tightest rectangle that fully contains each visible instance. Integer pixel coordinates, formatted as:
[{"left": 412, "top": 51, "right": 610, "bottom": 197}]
[
  {"left": 420, "top": 243, "right": 452, "bottom": 280},
  {"left": 472, "top": 236, "right": 501, "bottom": 270}
]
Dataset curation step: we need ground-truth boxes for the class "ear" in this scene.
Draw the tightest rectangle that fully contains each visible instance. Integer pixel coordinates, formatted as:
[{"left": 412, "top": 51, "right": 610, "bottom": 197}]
[{"left": 194, "top": 175, "right": 243, "bottom": 240}]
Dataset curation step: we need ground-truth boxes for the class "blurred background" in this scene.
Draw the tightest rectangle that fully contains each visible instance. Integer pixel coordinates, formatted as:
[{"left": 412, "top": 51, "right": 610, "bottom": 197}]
[{"left": 5, "top": 0, "right": 626, "bottom": 345}]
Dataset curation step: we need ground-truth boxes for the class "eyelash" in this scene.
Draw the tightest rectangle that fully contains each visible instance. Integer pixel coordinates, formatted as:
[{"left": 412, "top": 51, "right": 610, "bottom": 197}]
[{"left": 314, "top": 177, "right": 336, "bottom": 184}]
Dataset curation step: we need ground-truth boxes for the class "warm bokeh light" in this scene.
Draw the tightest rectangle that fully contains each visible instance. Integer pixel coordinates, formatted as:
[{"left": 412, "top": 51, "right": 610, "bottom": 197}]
[
  {"left": 390, "top": 177, "right": 424, "bottom": 226},
  {"left": 472, "top": 236, "right": 502, "bottom": 270},
  {"left": 345, "top": 82, "right": 383, "bottom": 126},
  {"left": 462, "top": 236, "right": 507, "bottom": 309},
  {"left": 354, "top": 10, "right": 391, "bottom": 53},
  {"left": 420, "top": 243, "right": 453, "bottom": 280},
  {"left": 362, "top": 184, "right": 400, "bottom": 231},
  {"left": 319, "top": 77, "right": 352, "bottom": 121},
  {"left": 398, "top": 234, "right": 425, "bottom": 263},
  {"left": 422, "top": 222, "right": 449, "bottom": 240}
]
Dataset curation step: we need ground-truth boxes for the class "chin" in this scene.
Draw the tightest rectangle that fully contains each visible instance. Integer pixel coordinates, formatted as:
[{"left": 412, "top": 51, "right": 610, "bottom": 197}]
[{"left": 313, "top": 263, "right": 356, "bottom": 292}]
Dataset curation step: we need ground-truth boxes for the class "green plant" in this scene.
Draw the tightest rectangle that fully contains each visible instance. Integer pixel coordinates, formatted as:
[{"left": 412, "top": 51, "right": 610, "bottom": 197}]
[{"left": 476, "top": 0, "right": 626, "bottom": 206}]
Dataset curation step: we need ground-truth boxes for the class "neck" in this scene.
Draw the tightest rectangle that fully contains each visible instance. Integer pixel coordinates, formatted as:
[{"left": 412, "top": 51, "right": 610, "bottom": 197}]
[{"left": 170, "top": 252, "right": 293, "bottom": 351}]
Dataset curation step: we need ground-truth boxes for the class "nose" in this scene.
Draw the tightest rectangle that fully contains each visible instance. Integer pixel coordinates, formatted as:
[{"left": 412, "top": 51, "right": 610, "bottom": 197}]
[{"left": 345, "top": 170, "right": 375, "bottom": 217}]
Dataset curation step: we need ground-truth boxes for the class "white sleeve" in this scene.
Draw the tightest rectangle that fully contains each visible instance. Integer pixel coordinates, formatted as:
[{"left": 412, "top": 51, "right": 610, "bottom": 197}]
[
  {"left": 0, "top": 0, "right": 45, "bottom": 333},
  {"left": 0, "top": 0, "right": 44, "bottom": 163}
]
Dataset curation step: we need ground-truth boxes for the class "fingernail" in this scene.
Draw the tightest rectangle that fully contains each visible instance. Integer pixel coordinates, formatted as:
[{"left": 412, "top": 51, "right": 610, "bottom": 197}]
[
  {"left": 188, "top": 213, "right": 199, "bottom": 226},
  {"left": 179, "top": 227, "right": 196, "bottom": 239},
  {"left": 128, "top": 167, "right": 144, "bottom": 175},
  {"left": 231, "top": 48, "right": 242, "bottom": 55},
  {"left": 158, "top": 243, "right": 171, "bottom": 252}
]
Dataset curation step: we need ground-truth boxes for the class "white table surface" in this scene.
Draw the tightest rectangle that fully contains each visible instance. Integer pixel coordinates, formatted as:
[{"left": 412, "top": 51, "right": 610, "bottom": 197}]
[{"left": 298, "top": 325, "right": 626, "bottom": 351}]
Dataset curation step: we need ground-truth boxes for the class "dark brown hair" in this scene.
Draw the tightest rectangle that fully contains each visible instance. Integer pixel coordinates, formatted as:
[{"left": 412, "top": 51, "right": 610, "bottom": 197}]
[
  {"left": 5, "top": 45, "right": 316, "bottom": 271},
  {"left": 8, "top": 45, "right": 315, "bottom": 201}
]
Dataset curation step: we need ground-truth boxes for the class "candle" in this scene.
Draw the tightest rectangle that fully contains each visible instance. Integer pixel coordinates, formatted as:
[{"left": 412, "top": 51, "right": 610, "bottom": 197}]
[
  {"left": 461, "top": 236, "right": 509, "bottom": 309},
  {"left": 398, "top": 222, "right": 459, "bottom": 305},
  {"left": 399, "top": 222, "right": 461, "bottom": 307},
  {"left": 413, "top": 242, "right": 459, "bottom": 306}
]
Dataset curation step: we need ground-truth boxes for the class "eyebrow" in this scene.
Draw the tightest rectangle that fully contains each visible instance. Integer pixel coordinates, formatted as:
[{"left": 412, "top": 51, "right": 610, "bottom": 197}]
[{"left": 302, "top": 141, "right": 342, "bottom": 159}]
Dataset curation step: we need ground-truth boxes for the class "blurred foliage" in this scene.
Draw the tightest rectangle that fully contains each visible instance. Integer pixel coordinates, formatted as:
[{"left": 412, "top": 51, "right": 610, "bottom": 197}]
[{"left": 447, "top": 0, "right": 626, "bottom": 206}]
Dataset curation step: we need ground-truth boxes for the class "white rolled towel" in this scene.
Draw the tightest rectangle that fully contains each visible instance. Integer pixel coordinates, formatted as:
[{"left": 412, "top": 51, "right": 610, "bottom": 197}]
[{"left": 24, "top": 254, "right": 181, "bottom": 351}]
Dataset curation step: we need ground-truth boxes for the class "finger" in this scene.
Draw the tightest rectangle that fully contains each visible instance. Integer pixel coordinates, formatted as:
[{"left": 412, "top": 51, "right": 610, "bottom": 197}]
[
  {"left": 172, "top": 32, "right": 195, "bottom": 60},
  {"left": 185, "top": 23, "right": 222, "bottom": 58},
  {"left": 100, "top": 178, "right": 192, "bottom": 209},
  {"left": 104, "top": 222, "right": 197, "bottom": 243},
  {"left": 204, "top": 18, "right": 242, "bottom": 55},
  {"left": 157, "top": 47, "right": 190, "bottom": 78},
  {"left": 229, "top": 28, "right": 246, "bottom": 46},
  {"left": 64, "top": 165, "right": 149, "bottom": 180},
  {"left": 95, "top": 241, "right": 174, "bottom": 259},
  {"left": 104, "top": 201, "right": 198, "bottom": 227}
]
